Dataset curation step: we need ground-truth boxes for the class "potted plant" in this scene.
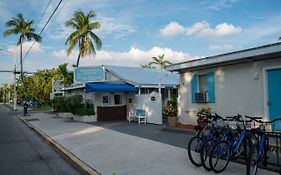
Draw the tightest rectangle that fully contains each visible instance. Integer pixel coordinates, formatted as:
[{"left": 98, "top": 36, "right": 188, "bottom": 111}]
[
  {"left": 163, "top": 98, "right": 178, "bottom": 126},
  {"left": 196, "top": 106, "right": 211, "bottom": 126}
]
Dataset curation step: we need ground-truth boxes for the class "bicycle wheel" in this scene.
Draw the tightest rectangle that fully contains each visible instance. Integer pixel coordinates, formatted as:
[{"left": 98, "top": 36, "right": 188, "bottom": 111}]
[
  {"left": 200, "top": 139, "right": 215, "bottom": 171},
  {"left": 209, "top": 141, "right": 230, "bottom": 173},
  {"left": 188, "top": 136, "right": 204, "bottom": 167},
  {"left": 247, "top": 143, "right": 259, "bottom": 175}
]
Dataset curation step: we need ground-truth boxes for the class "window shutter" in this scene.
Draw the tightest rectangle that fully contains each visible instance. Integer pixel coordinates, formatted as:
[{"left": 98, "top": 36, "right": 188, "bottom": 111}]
[
  {"left": 191, "top": 75, "right": 198, "bottom": 103},
  {"left": 207, "top": 72, "right": 215, "bottom": 103}
]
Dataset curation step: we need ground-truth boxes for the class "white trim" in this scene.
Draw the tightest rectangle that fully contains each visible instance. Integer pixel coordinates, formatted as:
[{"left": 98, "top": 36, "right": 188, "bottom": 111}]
[{"left": 262, "top": 65, "right": 281, "bottom": 121}]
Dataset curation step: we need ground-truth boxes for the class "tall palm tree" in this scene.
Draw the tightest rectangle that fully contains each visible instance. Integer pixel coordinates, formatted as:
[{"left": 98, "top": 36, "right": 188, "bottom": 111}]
[
  {"left": 65, "top": 10, "right": 102, "bottom": 67},
  {"left": 149, "top": 54, "right": 172, "bottom": 69},
  {"left": 3, "top": 13, "right": 42, "bottom": 92},
  {"left": 140, "top": 63, "right": 152, "bottom": 69}
]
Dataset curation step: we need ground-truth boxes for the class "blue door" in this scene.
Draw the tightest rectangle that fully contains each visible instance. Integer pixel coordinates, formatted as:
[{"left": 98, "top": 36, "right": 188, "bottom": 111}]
[{"left": 267, "top": 69, "right": 281, "bottom": 131}]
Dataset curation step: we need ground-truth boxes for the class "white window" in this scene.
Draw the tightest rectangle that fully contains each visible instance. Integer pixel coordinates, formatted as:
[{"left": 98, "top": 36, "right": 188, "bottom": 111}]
[
  {"left": 114, "top": 95, "right": 122, "bottom": 105},
  {"left": 102, "top": 96, "right": 109, "bottom": 104},
  {"left": 198, "top": 74, "right": 208, "bottom": 93}
]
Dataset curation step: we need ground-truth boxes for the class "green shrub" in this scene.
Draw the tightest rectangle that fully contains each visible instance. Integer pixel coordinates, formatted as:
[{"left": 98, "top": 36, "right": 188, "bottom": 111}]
[
  {"left": 163, "top": 97, "right": 177, "bottom": 117},
  {"left": 71, "top": 105, "right": 95, "bottom": 116},
  {"left": 52, "top": 95, "right": 92, "bottom": 115}
]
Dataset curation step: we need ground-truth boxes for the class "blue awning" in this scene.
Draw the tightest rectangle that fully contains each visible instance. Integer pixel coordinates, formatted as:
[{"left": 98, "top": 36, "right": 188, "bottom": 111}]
[{"left": 85, "top": 83, "right": 138, "bottom": 93}]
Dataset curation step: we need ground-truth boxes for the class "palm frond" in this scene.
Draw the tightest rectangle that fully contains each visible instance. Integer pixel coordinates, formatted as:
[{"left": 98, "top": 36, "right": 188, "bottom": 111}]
[
  {"left": 89, "top": 31, "right": 102, "bottom": 50},
  {"left": 89, "top": 22, "right": 100, "bottom": 30},
  {"left": 25, "top": 32, "right": 42, "bottom": 42},
  {"left": 66, "top": 37, "right": 79, "bottom": 56},
  {"left": 3, "top": 29, "right": 18, "bottom": 36}
]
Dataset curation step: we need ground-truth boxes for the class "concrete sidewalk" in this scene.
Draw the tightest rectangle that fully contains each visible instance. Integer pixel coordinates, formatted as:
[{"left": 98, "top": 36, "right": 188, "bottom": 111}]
[{"left": 20, "top": 112, "right": 278, "bottom": 175}]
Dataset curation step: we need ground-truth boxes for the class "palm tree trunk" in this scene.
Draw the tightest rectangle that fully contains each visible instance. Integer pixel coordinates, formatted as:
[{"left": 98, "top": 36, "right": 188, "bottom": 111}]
[
  {"left": 20, "top": 36, "right": 29, "bottom": 100},
  {"left": 76, "top": 51, "right": 81, "bottom": 67}
]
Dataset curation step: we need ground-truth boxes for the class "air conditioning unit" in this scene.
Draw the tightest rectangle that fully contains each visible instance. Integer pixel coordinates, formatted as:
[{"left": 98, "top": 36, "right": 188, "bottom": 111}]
[{"left": 195, "top": 92, "right": 207, "bottom": 103}]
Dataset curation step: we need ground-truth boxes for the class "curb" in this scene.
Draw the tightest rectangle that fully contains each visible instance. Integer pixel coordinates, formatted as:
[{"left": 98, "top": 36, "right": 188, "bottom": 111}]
[
  {"left": 162, "top": 126, "right": 196, "bottom": 135},
  {"left": 17, "top": 115, "right": 100, "bottom": 175}
]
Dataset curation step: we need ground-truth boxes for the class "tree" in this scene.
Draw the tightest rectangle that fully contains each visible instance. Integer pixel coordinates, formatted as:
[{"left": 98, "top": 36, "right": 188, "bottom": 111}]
[
  {"left": 150, "top": 54, "right": 172, "bottom": 69},
  {"left": 140, "top": 63, "right": 152, "bottom": 69},
  {"left": 149, "top": 54, "right": 172, "bottom": 69},
  {"left": 3, "top": 13, "right": 42, "bottom": 95},
  {"left": 57, "top": 63, "right": 73, "bottom": 86},
  {"left": 65, "top": 10, "right": 102, "bottom": 67}
]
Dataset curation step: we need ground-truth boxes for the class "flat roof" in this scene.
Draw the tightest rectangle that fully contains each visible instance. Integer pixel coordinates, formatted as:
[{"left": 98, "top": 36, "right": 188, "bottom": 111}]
[{"left": 167, "top": 42, "right": 281, "bottom": 72}]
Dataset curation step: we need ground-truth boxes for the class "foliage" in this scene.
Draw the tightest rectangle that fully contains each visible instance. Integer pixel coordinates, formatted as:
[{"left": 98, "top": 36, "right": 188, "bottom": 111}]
[
  {"left": 3, "top": 13, "right": 41, "bottom": 98},
  {"left": 52, "top": 95, "right": 95, "bottom": 116},
  {"left": 71, "top": 104, "right": 95, "bottom": 116},
  {"left": 57, "top": 63, "right": 73, "bottom": 86},
  {"left": 0, "top": 63, "right": 73, "bottom": 104},
  {"left": 197, "top": 106, "right": 212, "bottom": 121},
  {"left": 140, "top": 54, "right": 172, "bottom": 69},
  {"left": 163, "top": 97, "right": 177, "bottom": 117},
  {"left": 140, "top": 63, "right": 152, "bottom": 68},
  {"left": 65, "top": 10, "right": 102, "bottom": 67},
  {"left": 149, "top": 54, "right": 172, "bottom": 69}
]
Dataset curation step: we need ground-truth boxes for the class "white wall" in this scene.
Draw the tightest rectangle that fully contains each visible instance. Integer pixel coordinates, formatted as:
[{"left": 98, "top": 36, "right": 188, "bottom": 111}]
[
  {"left": 129, "top": 92, "right": 163, "bottom": 124},
  {"left": 178, "top": 58, "right": 281, "bottom": 125}
]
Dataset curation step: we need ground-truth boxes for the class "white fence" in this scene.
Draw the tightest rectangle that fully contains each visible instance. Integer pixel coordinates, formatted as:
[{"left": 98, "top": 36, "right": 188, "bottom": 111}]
[{"left": 132, "top": 91, "right": 163, "bottom": 125}]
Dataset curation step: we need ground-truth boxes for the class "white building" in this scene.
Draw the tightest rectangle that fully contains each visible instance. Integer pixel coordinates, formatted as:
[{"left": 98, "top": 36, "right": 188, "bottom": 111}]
[
  {"left": 63, "top": 65, "right": 179, "bottom": 124},
  {"left": 167, "top": 42, "right": 281, "bottom": 131}
]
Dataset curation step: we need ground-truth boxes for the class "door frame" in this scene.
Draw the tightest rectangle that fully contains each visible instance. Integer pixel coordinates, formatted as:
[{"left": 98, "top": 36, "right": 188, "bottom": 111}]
[{"left": 263, "top": 65, "right": 281, "bottom": 121}]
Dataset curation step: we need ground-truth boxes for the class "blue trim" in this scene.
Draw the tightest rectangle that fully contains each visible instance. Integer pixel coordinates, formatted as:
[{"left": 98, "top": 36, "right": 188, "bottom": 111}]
[
  {"left": 207, "top": 72, "right": 215, "bottom": 103},
  {"left": 191, "top": 75, "right": 198, "bottom": 103},
  {"left": 85, "top": 83, "right": 138, "bottom": 93}
]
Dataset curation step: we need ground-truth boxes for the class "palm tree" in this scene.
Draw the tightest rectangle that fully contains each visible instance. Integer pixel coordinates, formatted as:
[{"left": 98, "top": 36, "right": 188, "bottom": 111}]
[
  {"left": 3, "top": 13, "right": 42, "bottom": 92},
  {"left": 149, "top": 54, "right": 172, "bottom": 69},
  {"left": 65, "top": 10, "right": 102, "bottom": 67},
  {"left": 140, "top": 63, "right": 152, "bottom": 68}
]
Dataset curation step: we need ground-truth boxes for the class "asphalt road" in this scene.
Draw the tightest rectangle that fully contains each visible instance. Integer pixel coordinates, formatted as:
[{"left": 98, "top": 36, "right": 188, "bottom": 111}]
[{"left": 0, "top": 104, "right": 81, "bottom": 175}]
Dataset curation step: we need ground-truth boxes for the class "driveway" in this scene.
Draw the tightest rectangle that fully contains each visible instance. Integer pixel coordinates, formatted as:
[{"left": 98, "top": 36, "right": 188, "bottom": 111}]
[{"left": 23, "top": 112, "right": 277, "bottom": 175}]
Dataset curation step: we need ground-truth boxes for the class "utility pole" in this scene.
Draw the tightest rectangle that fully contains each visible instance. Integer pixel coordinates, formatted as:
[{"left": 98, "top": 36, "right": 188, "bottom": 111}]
[
  {"left": 0, "top": 48, "right": 17, "bottom": 110},
  {"left": 13, "top": 52, "right": 17, "bottom": 111}
]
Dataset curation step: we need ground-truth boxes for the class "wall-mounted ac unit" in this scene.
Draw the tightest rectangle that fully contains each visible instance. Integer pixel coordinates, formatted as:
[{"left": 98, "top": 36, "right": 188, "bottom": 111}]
[{"left": 195, "top": 92, "right": 207, "bottom": 103}]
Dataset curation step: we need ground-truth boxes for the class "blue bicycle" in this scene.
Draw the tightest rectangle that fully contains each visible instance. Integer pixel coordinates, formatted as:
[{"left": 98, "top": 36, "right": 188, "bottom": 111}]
[
  {"left": 209, "top": 116, "right": 262, "bottom": 173},
  {"left": 187, "top": 113, "right": 225, "bottom": 167},
  {"left": 247, "top": 117, "right": 281, "bottom": 175}
]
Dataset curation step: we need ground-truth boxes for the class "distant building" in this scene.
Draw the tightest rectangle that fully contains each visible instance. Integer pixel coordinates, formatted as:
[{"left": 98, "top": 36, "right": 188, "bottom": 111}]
[
  {"left": 63, "top": 65, "right": 179, "bottom": 124},
  {"left": 167, "top": 42, "right": 281, "bottom": 131}
]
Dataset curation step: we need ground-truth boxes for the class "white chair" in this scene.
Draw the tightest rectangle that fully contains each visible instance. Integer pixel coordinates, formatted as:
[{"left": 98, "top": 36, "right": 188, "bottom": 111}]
[{"left": 128, "top": 109, "right": 146, "bottom": 124}]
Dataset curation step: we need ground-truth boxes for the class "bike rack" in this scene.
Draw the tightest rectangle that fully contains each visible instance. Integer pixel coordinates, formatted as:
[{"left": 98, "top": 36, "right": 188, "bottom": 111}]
[{"left": 264, "top": 131, "right": 281, "bottom": 174}]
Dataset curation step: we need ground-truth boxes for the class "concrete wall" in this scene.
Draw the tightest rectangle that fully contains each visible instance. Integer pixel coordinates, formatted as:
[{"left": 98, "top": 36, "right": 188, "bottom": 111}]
[{"left": 178, "top": 58, "right": 281, "bottom": 125}]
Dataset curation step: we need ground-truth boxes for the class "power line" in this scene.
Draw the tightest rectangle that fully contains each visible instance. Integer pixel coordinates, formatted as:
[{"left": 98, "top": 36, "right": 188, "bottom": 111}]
[
  {"left": 35, "top": 0, "right": 52, "bottom": 30},
  {"left": 21, "top": 0, "right": 63, "bottom": 64}
]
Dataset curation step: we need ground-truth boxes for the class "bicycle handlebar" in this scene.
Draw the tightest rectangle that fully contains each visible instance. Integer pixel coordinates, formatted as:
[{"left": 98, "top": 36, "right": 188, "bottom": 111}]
[{"left": 253, "top": 117, "right": 281, "bottom": 124}]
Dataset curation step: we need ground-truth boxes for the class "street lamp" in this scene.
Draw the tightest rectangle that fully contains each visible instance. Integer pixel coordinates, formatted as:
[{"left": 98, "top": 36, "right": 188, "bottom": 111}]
[{"left": 0, "top": 48, "right": 17, "bottom": 111}]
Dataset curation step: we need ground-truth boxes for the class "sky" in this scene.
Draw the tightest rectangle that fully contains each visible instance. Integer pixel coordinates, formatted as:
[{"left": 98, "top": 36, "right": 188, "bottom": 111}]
[{"left": 1, "top": 0, "right": 281, "bottom": 85}]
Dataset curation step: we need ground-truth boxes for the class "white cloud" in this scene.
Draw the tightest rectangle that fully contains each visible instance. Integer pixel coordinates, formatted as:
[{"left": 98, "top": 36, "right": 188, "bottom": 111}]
[
  {"left": 160, "top": 22, "right": 185, "bottom": 37},
  {"left": 52, "top": 47, "right": 198, "bottom": 66},
  {"left": 160, "top": 21, "right": 241, "bottom": 38},
  {"left": 97, "top": 16, "right": 136, "bottom": 39},
  {"left": 200, "top": 23, "right": 241, "bottom": 37},
  {"left": 186, "top": 21, "right": 209, "bottom": 35},
  {"left": 7, "top": 42, "right": 43, "bottom": 55},
  {"left": 210, "top": 0, "right": 239, "bottom": 11},
  {"left": 209, "top": 44, "right": 235, "bottom": 51}
]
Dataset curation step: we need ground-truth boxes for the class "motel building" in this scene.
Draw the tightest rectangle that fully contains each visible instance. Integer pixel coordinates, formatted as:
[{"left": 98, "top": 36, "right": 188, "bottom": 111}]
[
  {"left": 167, "top": 42, "right": 281, "bottom": 131},
  {"left": 62, "top": 65, "right": 179, "bottom": 124}
]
